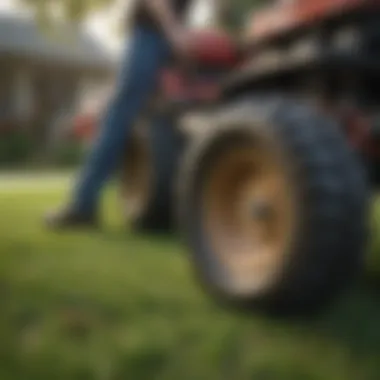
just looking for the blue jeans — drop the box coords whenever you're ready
[71,27,170,214]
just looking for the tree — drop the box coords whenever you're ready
[18,0,113,25]
[223,0,270,31]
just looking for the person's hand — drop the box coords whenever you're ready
[168,28,193,66]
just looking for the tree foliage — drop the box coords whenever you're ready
[18,0,270,28]
[224,0,270,30]
[18,0,112,25]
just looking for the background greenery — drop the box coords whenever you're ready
[0,184,380,380]
[18,0,267,27]
[0,131,35,167]
[0,130,85,169]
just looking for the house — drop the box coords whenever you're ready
[0,14,116,148]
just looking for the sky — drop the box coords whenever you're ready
[0,0,213,54]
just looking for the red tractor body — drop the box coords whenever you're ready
[158,29,241,106]
[185,29,242,69]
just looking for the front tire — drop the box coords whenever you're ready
[177,96,369,317]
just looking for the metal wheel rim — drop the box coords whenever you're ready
[202,137,296,295]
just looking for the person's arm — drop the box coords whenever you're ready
[143,0,182,41]
[143,0,191,60]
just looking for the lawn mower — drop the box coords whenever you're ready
[120,0,380,317]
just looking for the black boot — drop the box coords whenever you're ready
[44,207,99,230]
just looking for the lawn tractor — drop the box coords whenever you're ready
[120,0,380,317]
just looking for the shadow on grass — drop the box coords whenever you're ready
[316,287,380,359]
[98,227,179,246]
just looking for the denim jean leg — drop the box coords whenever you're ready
[71,28,170,214]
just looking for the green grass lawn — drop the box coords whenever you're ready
[1,184,380,380]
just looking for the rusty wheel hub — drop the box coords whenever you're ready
[202,141,296,295]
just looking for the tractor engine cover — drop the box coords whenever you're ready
[186,29,241,69]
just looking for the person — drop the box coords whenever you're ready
[45,0,193,229]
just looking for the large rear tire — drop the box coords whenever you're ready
[177,97,369,317]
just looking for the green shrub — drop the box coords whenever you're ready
[51,139,85,168]
[0,130,34,166]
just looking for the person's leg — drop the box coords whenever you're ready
[46,28,170,227]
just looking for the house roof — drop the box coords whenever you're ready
[0,14,116,71]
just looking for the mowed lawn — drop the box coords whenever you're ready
[0,179,380,380]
